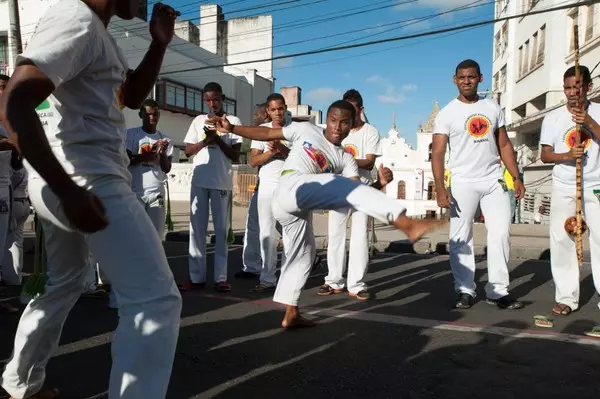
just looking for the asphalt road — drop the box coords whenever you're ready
[1,242,600,399]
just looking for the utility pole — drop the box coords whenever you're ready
[7,0,23,72]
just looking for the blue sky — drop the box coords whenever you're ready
[169,0,495,147]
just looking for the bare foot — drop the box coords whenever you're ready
[281,314,316,329]
[394,218,448,243]
[10,387,59,399]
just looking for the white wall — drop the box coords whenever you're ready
[225,15,273,80]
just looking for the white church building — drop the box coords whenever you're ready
[375,101,449,219]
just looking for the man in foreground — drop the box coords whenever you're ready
[210,100,446,328]
[0,1,182,398]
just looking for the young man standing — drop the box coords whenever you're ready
[210,100,445,328]
[540,65,600,316]
[183,82,242,292]
[322,89,381,300]
[431,59,525,310]
[249,94,291,292]
[126,98,173,238]
[0,1,182,398]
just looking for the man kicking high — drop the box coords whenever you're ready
[431,59,525,310]
[0,1,182,398]
[210,100,445,328]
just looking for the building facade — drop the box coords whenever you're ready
[375,102,449,218]
[492,0,600,224]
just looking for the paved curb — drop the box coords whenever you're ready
[164,230,590,261]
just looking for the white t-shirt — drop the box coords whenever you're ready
[0,125,13,187]
[434,98,505,183]
[125,127,174,196]
[250,121,292,186]
[184,114,242,190]
[18,0,131,189]
[540,103,600,189]
[281,123,359,178]
[341,123,382,184]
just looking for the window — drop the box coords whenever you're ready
[569,8,579,53]
[521,40,530,76]
[537,25,545,64]
[427,181,436,201]
[186,88,204,113]
[397,181,406,200]
[524,194,535,212]
[586,5,595,42]
[224,98,236,115]
[494,31,501,59]
[0,36,7,74]
[517,45,523,78]
[529,32,538,70]
[493,72,500,91]
[427,143,433,161]
[499,65,507,91]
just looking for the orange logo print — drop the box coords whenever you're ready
[466,114,491,139]
[563,126,592,150]
[344,144,358,158]
[139,143,154,154]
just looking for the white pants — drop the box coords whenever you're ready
[241,190,262,274]
[189,186,229,284]
[449,178,512,299]
[0,185,10,285]
[257,183,285,287]
[326,209,369,294]
[550,184,600,311]
[1,176,182,399]
[272,173,406,306]
[1,197,29,285]
[139,191,166,240]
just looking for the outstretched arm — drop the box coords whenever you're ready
[209,116,285,142]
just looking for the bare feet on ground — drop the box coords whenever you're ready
[281,306,316,329]
[394,217,448,243]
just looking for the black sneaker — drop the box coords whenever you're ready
[486,295,524,310]
[454,293,474,309]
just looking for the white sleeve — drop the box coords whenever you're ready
[341,153,359,178]
[250,140,265,151]
[433,110,450,135]
[497,104,507,129]
[184,119,201,144]
[164,135,175,157]
[539,115,554,147]
[18,7,96,88]
[365,126,382,156]
[282,123,300,142]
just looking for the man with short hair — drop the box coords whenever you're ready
[322,89,381,300]
[183,82,242,292]
[249,93,291,292]
[0,1,182,397]
[210,100,445,328]
[431,59,525,311]
[126,98,173,238]
[540,65,600,317]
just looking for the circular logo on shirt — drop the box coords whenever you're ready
[563,125,593,150]
[344,144,358,158]
[465,114,491,139]
[139,143,154,154]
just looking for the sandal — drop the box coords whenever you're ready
[534,315,554,328]
[251,284,275,293]
[584,326,600,338]
[551,303,572,316]
[214,282,232,292]
[317,284,344,296]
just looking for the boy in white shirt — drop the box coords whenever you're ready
[323,89,381,300]
[0,2,182,398]
[249,94,292,292]
[126,98,173,238]
[431,59,525,311]
[209,100,445,329]
[182,82,242,292]
[540,65,600,316]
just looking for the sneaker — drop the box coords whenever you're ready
[486,295,524,310]
[454,293,474,309]
[317,284,345,296]
[349,290,373,301]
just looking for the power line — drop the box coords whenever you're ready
[162,0,599,76]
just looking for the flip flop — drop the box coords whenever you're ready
[534,315,553,328]
[584,326,600,338]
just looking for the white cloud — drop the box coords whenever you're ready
[274,53,293,69]
[401,83,418,92]
[306,87,341,102]
[366,75,385,83]
[378,86,407,104]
